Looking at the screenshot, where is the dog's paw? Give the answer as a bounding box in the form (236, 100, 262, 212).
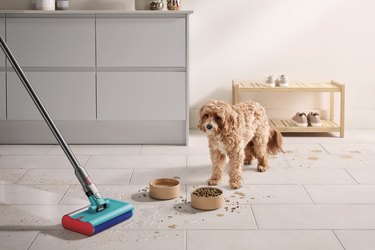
(208, 178, 221, 186)
(229, 180, 242, 189)
(244, 158, 252, 165)
(257, 165, 269, 172)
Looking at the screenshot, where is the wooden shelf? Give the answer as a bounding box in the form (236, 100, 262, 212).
(269, 119, 340, 133)
(232, 80, 345, 137)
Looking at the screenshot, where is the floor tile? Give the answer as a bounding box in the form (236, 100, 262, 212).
(282, 143, 328, 155)
(122, 204, 256, 230)
(186, 184, 312, 204)
(17, 169, 133, 185)
(242, 168, 357, 185)
(0, 145, 53, 155)
(141, 145, 209, 155)
(0, 155, 89, 169)
(130, 168, 212, 185)
(85, 155, 186, 169)
(0, 184, 68, 205)
(284, 154, 375, 168)
(346, 169, 375, 184)
(0, 204, 83, 229)
(0, 230, 39, 250)
(187, 230, 343, 250)
(335, 230, 375, 250)
(305, 185, 375, 204)
(0, 169, 28, 183)
(59, 184, 187, 205)
(320, 143, 375, 155)
(252, 204, 375, 229)
(282, 133, 359, 144)
(47, 145, 142, 155)
(29, 229, 185, 250)
(187, 155, 289, 169)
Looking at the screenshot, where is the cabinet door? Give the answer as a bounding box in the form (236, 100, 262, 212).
(0, 72, 5, 120)
(7, 72, 96, 120)
(97, 72, 186, 120)
(6, 18, 95, 67)
(97, 18, 186, 67)
(0, 17, 5, 67)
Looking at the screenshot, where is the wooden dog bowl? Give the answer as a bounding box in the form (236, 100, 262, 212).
(191, 187, 224, 210)
(149, 178, 180, 200)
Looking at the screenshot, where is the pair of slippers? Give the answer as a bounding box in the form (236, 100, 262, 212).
(292, 112, 322, 127)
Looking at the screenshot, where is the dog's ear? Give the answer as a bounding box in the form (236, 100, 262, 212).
(197, 105, 207, 131)
(222, 107, 238, 134)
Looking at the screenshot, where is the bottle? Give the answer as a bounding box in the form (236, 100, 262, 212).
(56, 0, 69, 10)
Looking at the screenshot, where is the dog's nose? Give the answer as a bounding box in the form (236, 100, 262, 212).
(206, 124, 213, 130)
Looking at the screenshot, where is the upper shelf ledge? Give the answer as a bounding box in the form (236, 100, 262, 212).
(0, 10, 193, 17)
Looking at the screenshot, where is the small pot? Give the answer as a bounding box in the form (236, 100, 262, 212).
(191, 187, 224, 210)
(149, 178, 180, 200)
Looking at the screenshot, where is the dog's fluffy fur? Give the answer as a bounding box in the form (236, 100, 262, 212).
(198, 99, 283, 189)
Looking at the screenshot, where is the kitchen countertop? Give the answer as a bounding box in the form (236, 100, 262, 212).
(0, 10, 193, 17)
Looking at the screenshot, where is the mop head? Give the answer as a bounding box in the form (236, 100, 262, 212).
(62, 198, 134, 236)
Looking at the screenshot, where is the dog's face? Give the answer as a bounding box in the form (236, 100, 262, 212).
(198, 100, 236, 135)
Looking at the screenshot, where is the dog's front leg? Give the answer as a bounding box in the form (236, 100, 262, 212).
(228, 149, 244, 189)
(208, 149, 226, 186)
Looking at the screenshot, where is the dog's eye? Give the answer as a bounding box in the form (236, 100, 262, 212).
(215, 116, 222, 122)
(202, 114, 208, 119)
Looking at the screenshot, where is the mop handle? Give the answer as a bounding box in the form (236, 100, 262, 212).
(0, 35, 102, 199)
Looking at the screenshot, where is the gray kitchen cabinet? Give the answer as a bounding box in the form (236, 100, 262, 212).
(97, 18, 186, 68)
(97, 72, 186, 120)
(0, 11, 192, 144)
(0, 72, 5, 120)
(6, 17, 95, 67)
(7, 72, 96, 120)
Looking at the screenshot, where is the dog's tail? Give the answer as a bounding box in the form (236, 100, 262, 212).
(267, 128, 284, 155)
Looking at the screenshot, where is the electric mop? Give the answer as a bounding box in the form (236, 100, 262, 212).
(0, 35, 134, 236)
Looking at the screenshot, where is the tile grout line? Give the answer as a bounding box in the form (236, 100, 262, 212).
(249, 205, 259, 230)
(343, 168, 360, 185)
(332, 230, 346, 250)
(128, 168, 135, 184)
(185, 229, 188, 250)
(319, 143, 330, 154)
(57, 184, 71, 205)
(14, 168, 31, 184)
(302, 185, 316, 204)
(26, 231, 40, 250)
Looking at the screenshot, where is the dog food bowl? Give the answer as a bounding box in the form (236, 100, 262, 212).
(149, 178, 180, 200)
(191, 187, 224, 210)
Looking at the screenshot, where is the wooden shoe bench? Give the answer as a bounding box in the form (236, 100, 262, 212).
(232, 80, 345, 137)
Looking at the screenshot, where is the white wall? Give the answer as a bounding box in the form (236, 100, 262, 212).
(1, 0, 375, 128)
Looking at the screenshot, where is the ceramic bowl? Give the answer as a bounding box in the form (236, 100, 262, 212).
(191, 187, 224, 210)
(149, 178, 180, 200)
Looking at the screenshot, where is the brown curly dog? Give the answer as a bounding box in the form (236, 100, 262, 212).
(198, 99, 283, 189)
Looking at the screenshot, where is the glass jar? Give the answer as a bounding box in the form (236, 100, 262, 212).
(167, 0, 181, 10)
(149, 0, 164, 10)
(56, 0, 69, 10)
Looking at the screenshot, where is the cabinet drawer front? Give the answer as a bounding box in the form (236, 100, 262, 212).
(7, 72, 96, 120)
(0, 72, 5, 120)
(98, 72, 186, 120)
(97, 18, 186, 67)
(0, 18, 5, 67)
(7, 18, 95, 67)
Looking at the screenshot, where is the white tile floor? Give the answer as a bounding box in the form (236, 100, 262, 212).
(0, 129, 375, 250)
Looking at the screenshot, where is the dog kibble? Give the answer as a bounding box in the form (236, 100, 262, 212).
(192, 187, 223, 197)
